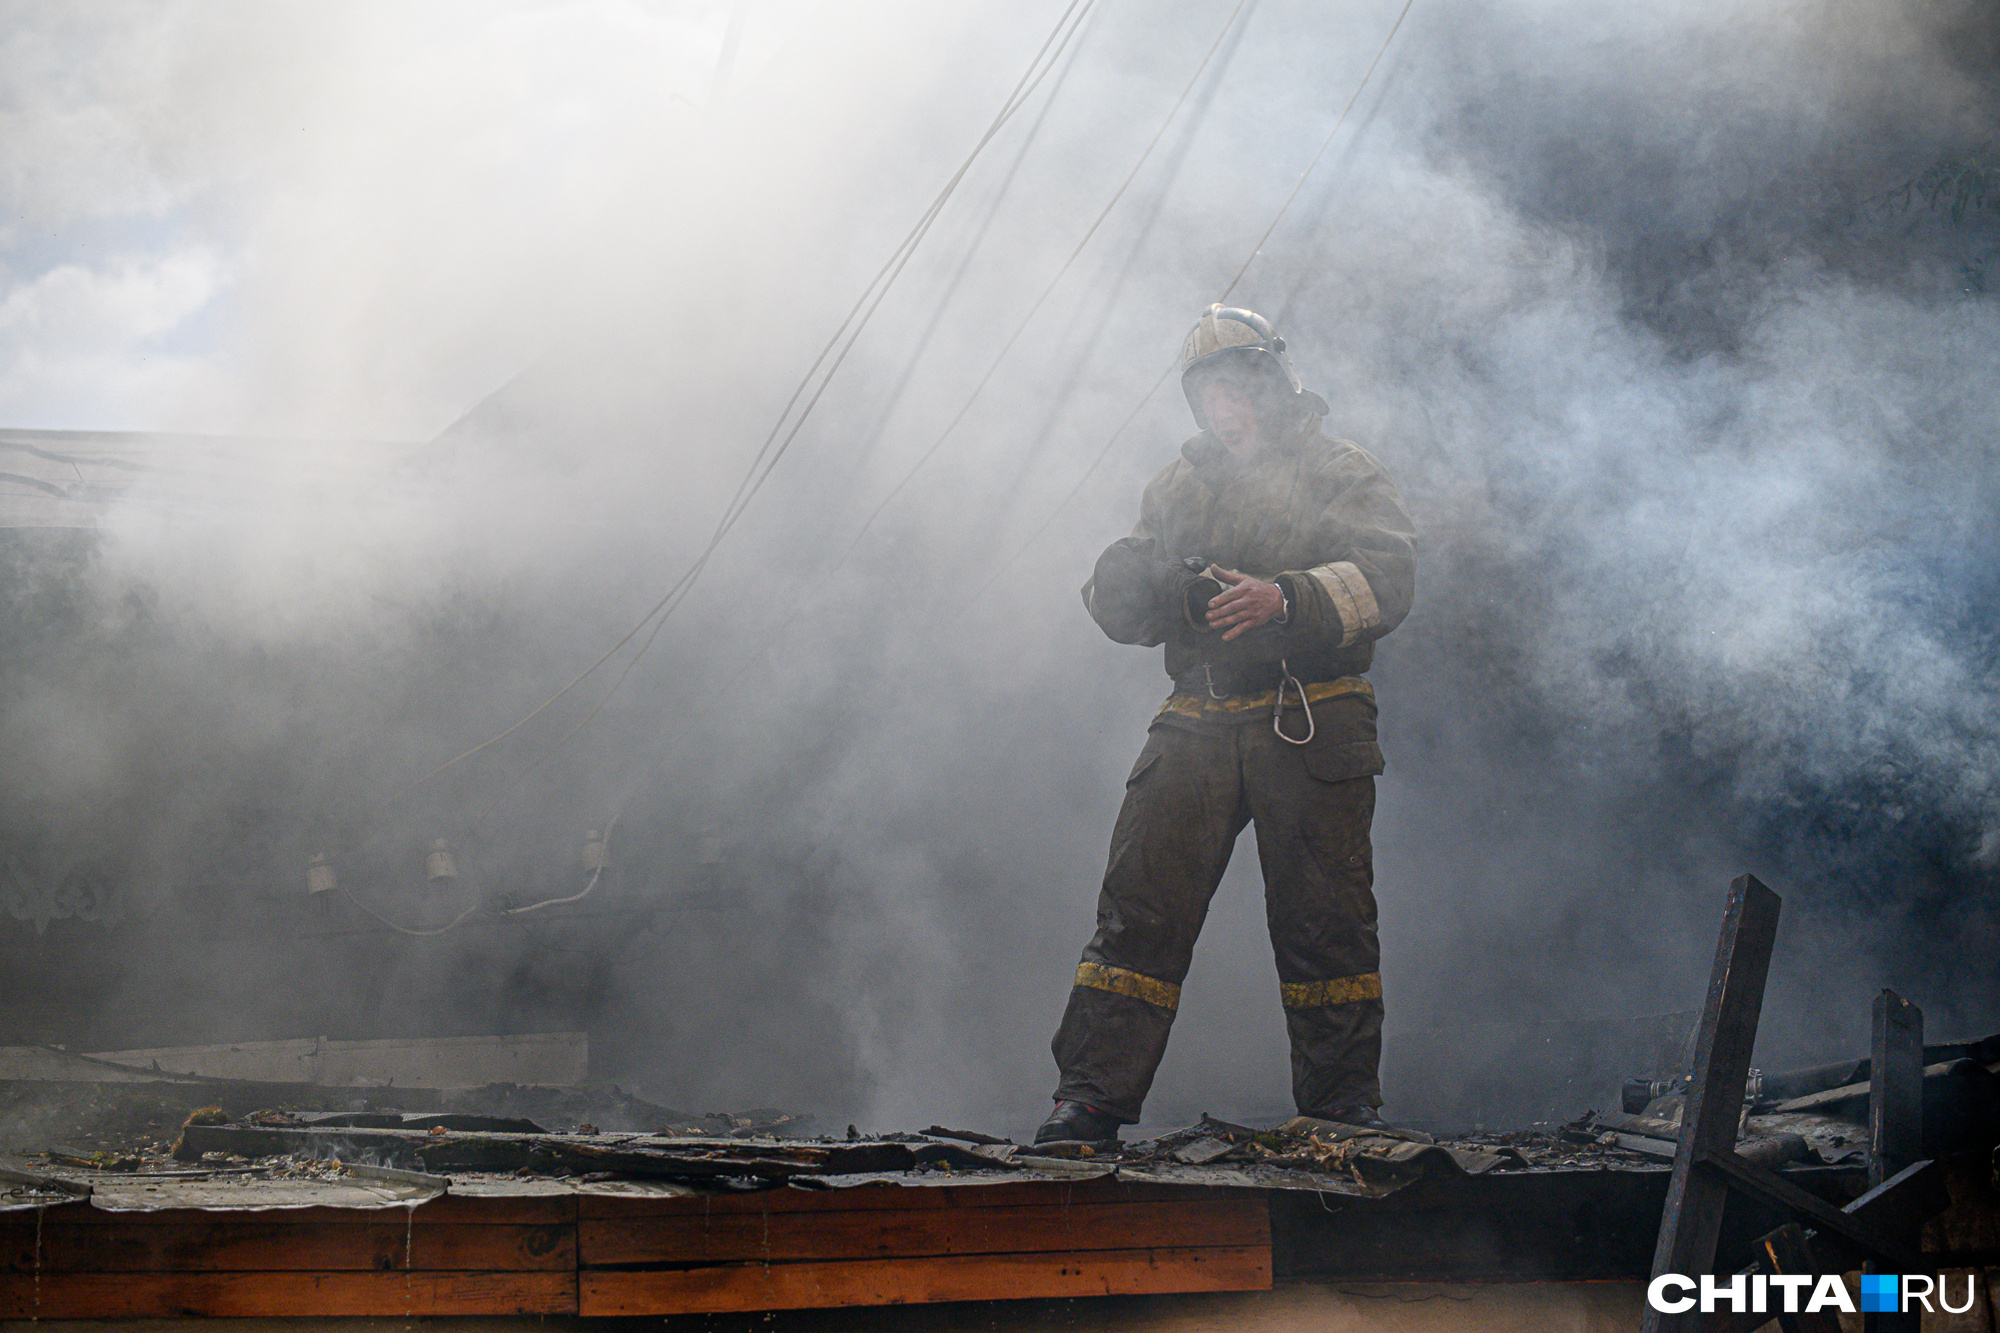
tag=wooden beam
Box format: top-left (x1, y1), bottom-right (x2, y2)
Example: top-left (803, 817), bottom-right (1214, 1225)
top-left (0, 1269), bottom-right (576, 1318)
top-left (1642, 873), bottom-right (1782, 1333)
top-left (1693, 1146), bottom-right (1918, 1272)
top-left (3, 1219), bottom-right (572, 1273)
top-left (1869, 991), bottom-right (1923, 1189)
top-left (47, 1193), bottom-right (573, 1226)
top-left (1866, 991), bottom-right (1924, 1333)
top-left (578, 1245), bottom-right (1272, 1316)
top-left (579, 1197), bottom-right (1268, 1266)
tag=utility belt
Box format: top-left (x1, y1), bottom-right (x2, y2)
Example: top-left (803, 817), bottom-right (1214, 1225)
top-left (1172, 659), bottom-right (1339, 698)
top-left (1166, 660), bottom-right (1363, 745)
top-left (1168, 656), bottom-right (1296, 688)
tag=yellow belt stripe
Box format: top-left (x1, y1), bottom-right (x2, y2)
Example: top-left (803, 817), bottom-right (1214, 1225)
top-left (1280, 972), bottom-right (1383, 1008)
top-left (1157, 675), bottom-right (1372, 721)
top-left (1074, 961), bottom-right (1181, 1011)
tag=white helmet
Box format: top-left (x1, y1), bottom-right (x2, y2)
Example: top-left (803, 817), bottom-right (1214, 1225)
top-left (1178, 304), bottom-right (1327, 428)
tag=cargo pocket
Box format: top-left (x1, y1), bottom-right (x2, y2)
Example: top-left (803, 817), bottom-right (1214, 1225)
top-left (1303, 739), bottom-right (1384, 784)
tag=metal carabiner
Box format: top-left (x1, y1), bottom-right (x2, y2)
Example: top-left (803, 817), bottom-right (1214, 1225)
top-left (1273, 658), bottom-right (1315, 745)
top-left (1205, 663), bottom-right (1228, 700)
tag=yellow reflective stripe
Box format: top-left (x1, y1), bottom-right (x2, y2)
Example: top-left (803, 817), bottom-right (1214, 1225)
top-left (1281, 972), bottom-right (1383, 1008)
top-left (1304, 562), bottom-right (1381, 648)
top-left (1157, 675), bottom-right (1372, 722)
top-left (1074, 961), bottom-right (1181, 1011)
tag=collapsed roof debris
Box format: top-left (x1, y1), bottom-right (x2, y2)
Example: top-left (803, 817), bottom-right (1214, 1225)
top-left (1, 1005), bottom-right (1994, 1320)
top-left (15, 1030), bottom-right (1991, 1203)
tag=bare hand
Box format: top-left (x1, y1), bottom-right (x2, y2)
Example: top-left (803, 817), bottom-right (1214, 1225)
top-left (1205, 566), bottom-right (1284, 641)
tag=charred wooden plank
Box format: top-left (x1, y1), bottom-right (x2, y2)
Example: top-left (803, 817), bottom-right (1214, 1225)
top-left (171, 1124), bottom-right (908, 1181)
top-left (1866, 990), bottom-right (1925, 1333)
top-left (1274, 1165), bottom-right (1676, 1282)
top-left (1693, 1144), bottom-right (1918, 1272)
top-left (1595, 1110), bottom-right (1682, 1140)
top-left (1783, 1159), bottom-right (1950, 1278)
top-left (1870, 991), bottom-right (1924, 1190)
top-left (920, 1126), bottom-right (1010, 1145)
top-left (1643, 873), bottom-right (1782, 1333)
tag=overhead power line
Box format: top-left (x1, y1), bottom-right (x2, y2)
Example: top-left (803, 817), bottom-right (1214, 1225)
top-left (821, 0), bottom-right (1255, 577)
top-left (340, 2), bottom-right (1101, 937)
top-left (977, 0), bottom-right (1420, 595)
top-left (982, 0), bottom-right (1262, 523)
top-left (546, 1), bottom-right (1260, 889)
top-left (835, 3), bottom-right (1098, 492)
top-left (383, 0), bottom-right (1098, 813)
top-left (1209, 0), bottom-right (1419, 308)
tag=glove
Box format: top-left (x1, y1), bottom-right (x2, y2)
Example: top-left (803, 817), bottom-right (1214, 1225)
top-left (1088, 539), bottom-right (1183, 639)
top-left (1182, 571), bottom-right (1225, 630)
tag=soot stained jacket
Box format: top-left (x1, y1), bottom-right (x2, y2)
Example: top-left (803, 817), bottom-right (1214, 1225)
top-left (1082, 419), bottom-right (1417, 686)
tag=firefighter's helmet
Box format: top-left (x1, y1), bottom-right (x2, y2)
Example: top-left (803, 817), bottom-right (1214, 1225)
top-left (1178, 304), bottom-right (1328, 428)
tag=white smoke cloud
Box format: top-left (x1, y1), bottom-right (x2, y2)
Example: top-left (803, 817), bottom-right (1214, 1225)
top-left (2, 0), bottom-right (1997, 1132)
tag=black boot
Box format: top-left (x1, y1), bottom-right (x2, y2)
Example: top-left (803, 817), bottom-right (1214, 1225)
top-left (1312, 1103), bottom-right (1396, 1133)
top-left (1034, 1100), bottom-right (1123, 1144)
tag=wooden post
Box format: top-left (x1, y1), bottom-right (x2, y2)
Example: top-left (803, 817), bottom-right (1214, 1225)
top-left (1869, 990), bottom-right (1922, 1188)
top-left (1641, 874), bottom-right (1782, 1333)
top-left (1864, 990), bottom-right (1923, 1333)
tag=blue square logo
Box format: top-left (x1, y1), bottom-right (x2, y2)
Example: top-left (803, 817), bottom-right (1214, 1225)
top-left (1859, 1274), bottom-right (1899, 1313)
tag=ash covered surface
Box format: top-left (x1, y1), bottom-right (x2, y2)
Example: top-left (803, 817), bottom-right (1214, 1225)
top-left (9, 1028), bottom-right (1991, 1208)
top-left (0, 1076), bottom-right (809, 1163)
top-left (1, 1102), bottom-right (1646, 1210)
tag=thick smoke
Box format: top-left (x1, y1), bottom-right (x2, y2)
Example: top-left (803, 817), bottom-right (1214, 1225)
top-left (2, 0), bottom-right (1997, 1133)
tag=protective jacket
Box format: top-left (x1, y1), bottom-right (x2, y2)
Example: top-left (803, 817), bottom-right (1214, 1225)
top-left (1049, 414), bottom-right (1417, 1125)
top-left (1080, 415), bottom-right (1415, 696)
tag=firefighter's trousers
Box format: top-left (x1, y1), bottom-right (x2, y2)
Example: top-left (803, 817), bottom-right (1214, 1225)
top-left (1051, 702), bottom-right (1384, 1123)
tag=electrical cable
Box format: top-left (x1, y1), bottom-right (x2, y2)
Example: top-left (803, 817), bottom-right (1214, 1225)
top-left (501, 825), bottom-right (616, 917)
top-left (354, 3), bottom-right (1101, 931)
top-left (1270, 27), bottom-right (1411, 330)
top-left (973, 355), bottom-right (1177, 597)
top-left (695, 0), bottom-right (1098, 557)
top-left (339, 888), bottom-right (482, 938)
top-left (972, 0), bottom-right (1420, 601)
top-left (1209, 0), bottom-right (1418, 308)
top-left (821, 0), bottom-right (1253, 578)
top-left (355, 0), bottom-right (1413, 932)
top-left (333, 836), bottom-right (493, 937)
top-left (380, 0), bottom-right (1096, 816)
top-left (825, 2), bottom-right (1094, 495)
top-left (588, 0), bottom-right (1249, 814)
top-left (981, 0), bottom-right (1260, 518)
top-left (460, 0), bottom-right (1098, 832)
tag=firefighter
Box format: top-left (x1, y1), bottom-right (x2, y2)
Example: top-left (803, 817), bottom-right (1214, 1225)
top-left (1036, 305), bottom-right (1417, 1144)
